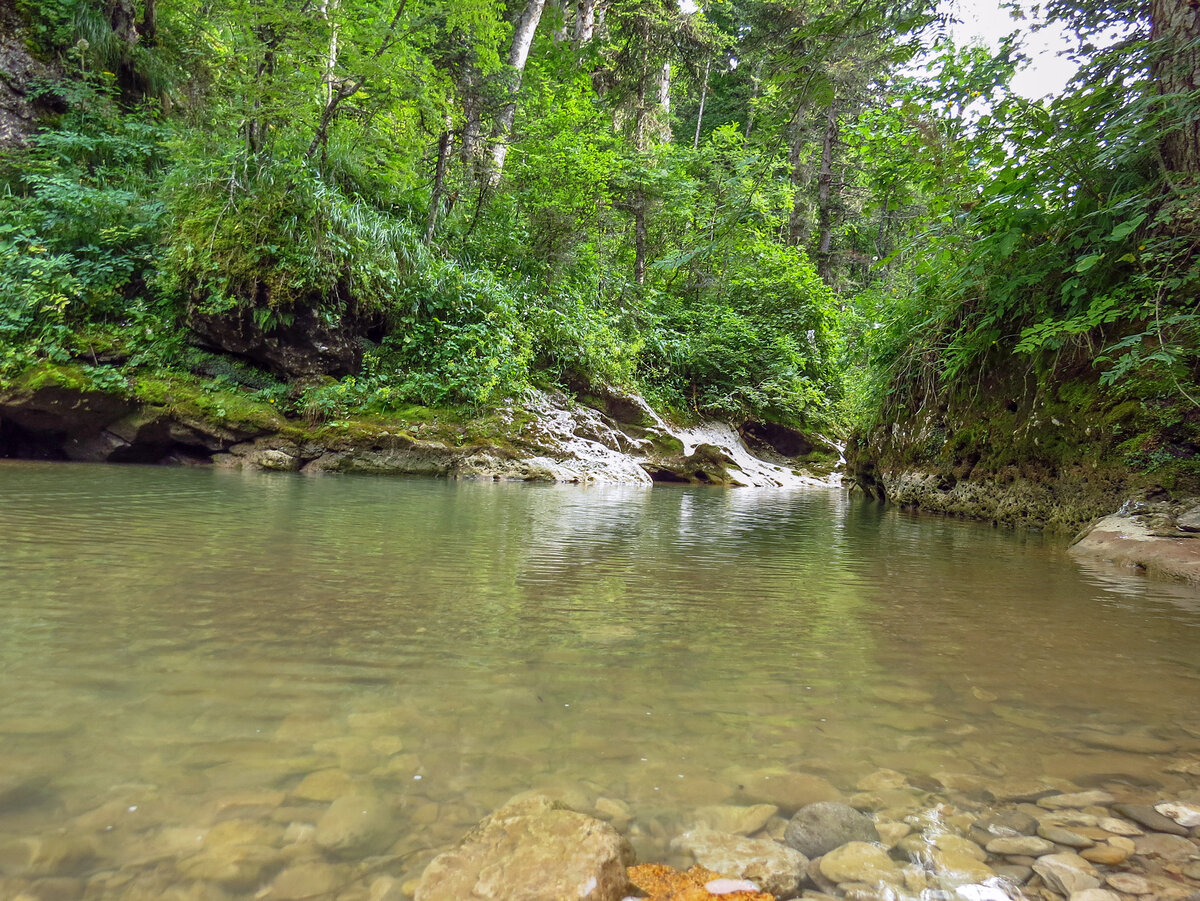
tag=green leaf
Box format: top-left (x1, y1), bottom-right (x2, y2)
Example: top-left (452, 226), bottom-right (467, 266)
top-left (1075, 253), bottom-right (1103, 273)
top-left (1106, 213), bottom-right (1147, 242)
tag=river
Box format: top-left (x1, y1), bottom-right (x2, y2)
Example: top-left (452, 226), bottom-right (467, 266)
top-left (1, 462), bottom-right (1198, 899)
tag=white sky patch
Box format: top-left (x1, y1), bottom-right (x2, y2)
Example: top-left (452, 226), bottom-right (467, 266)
top-left (944, 0), bottom-right (1078, 99)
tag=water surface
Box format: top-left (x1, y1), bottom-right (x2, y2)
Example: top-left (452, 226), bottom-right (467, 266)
top-left (1, 462), bottom-right (1198, 898)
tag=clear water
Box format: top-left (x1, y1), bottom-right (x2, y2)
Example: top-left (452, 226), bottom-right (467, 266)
top-left (1, 462), bottom-right (1198, 898)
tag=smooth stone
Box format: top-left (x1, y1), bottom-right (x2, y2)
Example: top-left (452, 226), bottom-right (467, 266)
top-left (784, 802), bottom-right (879, 858)
top-left (734, 770), bottom-right (843, 812)
top-left (818, 841), bottom-right (903, 887)
top-left (992, 864), bottom-right (1034, 884)
top-left (413, 796), bottom-right (632, 901)
top-left (1112, 803), bottom-right (1191, 836)
top-left (593, 798), bottom-right (632, 829)
top-left (178, 845), bottom-right (284, 890)
top-left (1042, 752), bottom-right (1163, 787)
top-left (687, 804), bottom-right (779, 836)
top-left (1133, 832), bottom-right (1199, 860)
top-left (1038, 825), bottom-right (1095, 849)
top-left (291, 769), bottom-right (358, 803)
top-left (316, 794), bottom-right (393, 858)
top-left (368, 876), bottom-right (407, 901)
top-left (1097, 816), bottom-right (1142, 836)
top-left (929, 848), bottom-right (995, 883)
top-left (0, 835), bottom-right (98, 877)
top-left (1156, 802), bottom-right (1200, 828)
top-left (855, 769), bottom-right (908, 792)
top-left (1105, 872), bottom-right (1155, 895)
top-left (848, 789), bottom-right (924, 813)
top-left (1080, 843), bottom-right (1131, 865)
top-left (205, 818), bottom-right (281, 848)
top-left (1068, 890), bottom-right (1120, 901)
top-left (930, 834), bottom-right (986, 862)
top-left (1032, 853), bottom-right (1101, 896)
top-left (974, 810), bottom-right (1040, 838)
top-left (1039, 791), bottom-right (1116, 810)
top-left (875, 821), bottom-right (912, 849)
top-left (671, 829), bottom-right (808, 898)
top-left (986, 836), bottom-right (1057, 857)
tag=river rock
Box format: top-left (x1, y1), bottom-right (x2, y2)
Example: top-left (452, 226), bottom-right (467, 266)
top-left (1038, 825), bottom-right (1095, 849)
top-left (734, 770), bottom-right (842, 812)
top-left (687, 804), bottom-right (778, 836)
top-left (671, 829), bottom-right (808, 898)
top-left (265, 861), bottom-right (349, 900)
top-left (1075, 730), bottom-right (1178, 754)
top-left (1105, 872), bottom-right (1154, 895)
top-left (0, 835), bottom-right (97, 877)
top-left (1096, 816), bottom-right (1142, 836)
top-left (929, 848), bottom-right (994, 883)
top-left (1132, 832), bottom-right (1199, 860)
top-left (179, 844), bottom-right (284, 890)
top-left (1079, 842), bottom-right (1130, 865)
top-left (784, 802), bottom-right (879, 858)
top-left (1038, 791), bottom-right (1116, 810)
top-left (818, 841), bottom-right (903, 887)
top-left (413, 795), bottom-right (632, 901)
top-left (1068, 890), bottom-right (1119, 901)
top-left (1112, 803), bottom-right (1191, 836)
top-left (973, 810), bottom-right (1040, 840)
top-left (1156, 801), bottom-right (1200, 828)
top-left (986, 836), bottom-right (1057, 857)
top-left (291, 769), bottom-right (358, 802)
top-left (1032, 853), bottom-right (1100, 896)
top-left (856, 769), bottom-right (908, 791)
top-left (930, 834), bottom-right (986, 862)
top-left (316, 793), bottom-right (394, 858)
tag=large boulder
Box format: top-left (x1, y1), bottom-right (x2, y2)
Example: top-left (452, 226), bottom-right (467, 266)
top-left (784, 802), bottom-right (879, 858)
top-left (413, 795), bottom-right (633, 901)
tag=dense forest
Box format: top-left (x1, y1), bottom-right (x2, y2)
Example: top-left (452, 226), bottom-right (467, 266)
top-left (0, 0), bottom-right (1197, 489)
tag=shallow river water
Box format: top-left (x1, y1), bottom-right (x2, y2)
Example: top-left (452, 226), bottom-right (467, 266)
top-left (1, 462), bottom-right (1198, 900)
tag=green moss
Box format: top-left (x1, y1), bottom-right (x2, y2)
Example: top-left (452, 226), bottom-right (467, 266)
top-left (130, 373), bottom-right (287, 433)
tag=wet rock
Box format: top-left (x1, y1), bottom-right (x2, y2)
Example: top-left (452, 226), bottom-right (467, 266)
top-left (855, 769), bottom-right (909, 792)
top-left (735, 770), bottom-right (843, 813)
top-left (413, 795), bottom-right (632, 901)
top-left (1075, 730), bottom-right (1178, 755)
top-left (1032, 852), bottom-right (1101, 896)
top-left (930, 833), bottom-right (986, 862)
top-left (929, 848), bottom-right (995, 884)
top-left (0, 835), bottom-right (97, 877)
top-left (1070, 513), bottom-right (1200, 584)
top-left (874, 821), bottom-right (912, 849)
top-left (291, 769), bottom-right (358, 802)
top-left (687, 804), bottom-right (779, 836)
top-left (593, 798), bottom-right (632, 830)
top-left (1038, 791), bottom-right (1116, 810)
top-left (973, 810), bottom-right (1040, 842)
top-left (1112, 802), bottom-right (1191, 836)
top-left (1079, 841), bottom-right (1131, 865)
top-left (671, 829), bottom-right (808, 898)
top-left (179, 844), bottom-right (284, 890)
top-left (784, 802), bottom-right (879, 858)
top-left (1156, 801), bottom-right (1200, 828)
top-left (818, 841), bottom-right (903, 887)
top-left (1069, 890), bottom-right (1120, 901)
top-left (986, 835), bottom-right (1057, 857)
top-left (1132, 832), bottom-right (1199, 860)
top-left (627, 863), bottom-right (774, 901)
top-left (316, 793), bottom-right (394, 858)
top-left (1096, 816), bottom-right (1142, 836)
top-left (1036, 825), bottom-right (1093, 849)
top-left (1105, 872), bottom-right (1154, 895)
top-left (992, 863), bottom-right (1034, 884)
top-left (642, 443), bottom-right (743, 486)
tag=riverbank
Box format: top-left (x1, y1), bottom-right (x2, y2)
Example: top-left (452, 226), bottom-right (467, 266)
top-left (0, 363), bottom-right (839, 487)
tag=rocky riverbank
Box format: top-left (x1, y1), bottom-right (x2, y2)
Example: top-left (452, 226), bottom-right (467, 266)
top-left (0, 365), bottom-right (838, 487)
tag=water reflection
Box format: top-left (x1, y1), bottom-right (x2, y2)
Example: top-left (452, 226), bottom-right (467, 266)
top-left (0, 462), bottom-right (1198, 899)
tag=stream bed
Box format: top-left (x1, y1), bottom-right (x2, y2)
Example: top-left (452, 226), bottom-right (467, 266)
top-left (1, 462), bottom-right (1198, 900)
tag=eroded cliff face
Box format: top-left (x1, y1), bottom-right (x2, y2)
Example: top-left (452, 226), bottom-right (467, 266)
top-left (0, 0), bottom-right (57, 147)
top-left (846, 367), bottom-right (1200, 535)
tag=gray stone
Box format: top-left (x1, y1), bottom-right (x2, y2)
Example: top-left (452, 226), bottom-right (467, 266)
top-left (672, 829), bottom-right (808, 898)
top-left (1104, 872), bottom-right (1154, 895)
top-left (1112, 803), bottom-right (1191, 836)
top-left (992, 864), bottom-right (1034, 884)
top-left (315, 794), bottom-right (394, 858)
top-left (413, 795), bottom-right (632, 901)
top-left (784, 802), bottom-right (879, 858)
top-left (1156, 801), bottom-right (1200, 828)
top-left (1032, 853), bottom-right (1100, 896)
top-left (1177, 506), bottom-right (1200, 532)
top-left (973, 810), bottom-right (1040, 838)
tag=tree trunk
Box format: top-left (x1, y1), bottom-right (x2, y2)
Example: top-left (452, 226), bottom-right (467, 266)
top-left (1150, 0), bottom-right (1200, 177)
top-left (786, 100), bottom-right (808, 247)
top-left (692, 57), bottom-right (710, 150)
top-left (426, 125), bottom-right (454, 243)
top-left (489, 0), bottom-right (547, 185)
top-left (106, 0), bottom-right (145, 102)
top-left (815, 104), bottom-right (839, 283)
top-left (574, 0), bottom-right (597, 45)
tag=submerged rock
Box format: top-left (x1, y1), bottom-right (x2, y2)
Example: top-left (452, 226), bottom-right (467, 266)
top-left (413, 795), bottom-right (632, 901)
top-left (671, 829), bottom-right (808, 898)
top-left (783, 802), bottom-right (879, 858)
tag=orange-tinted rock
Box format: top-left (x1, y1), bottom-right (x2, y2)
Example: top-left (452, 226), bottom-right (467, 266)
top-left (627, 864), bottom-right (776, 901)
